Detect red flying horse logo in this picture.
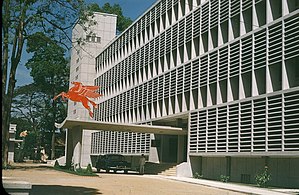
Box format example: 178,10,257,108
53,81,102,118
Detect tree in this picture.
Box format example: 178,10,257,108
12,83,67,160
12,84,44,134
2,0,132,167
25,32,69,159
87,2,133,33
2,0,85,167
10,116,35,161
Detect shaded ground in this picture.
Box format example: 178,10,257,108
31,185,102,195
2,163,247,195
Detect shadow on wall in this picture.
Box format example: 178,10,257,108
30,185,102,195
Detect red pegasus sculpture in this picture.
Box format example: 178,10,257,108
53,81,102,118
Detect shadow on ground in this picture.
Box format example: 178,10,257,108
96,171,140,175
30,185,102,195
4,162,51,170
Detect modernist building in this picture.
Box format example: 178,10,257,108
64,0,299,188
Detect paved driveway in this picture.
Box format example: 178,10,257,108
2,164,246,195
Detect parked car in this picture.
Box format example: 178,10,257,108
96,154,131,173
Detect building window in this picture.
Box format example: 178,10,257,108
86,35,91,42
73,109,76,114
76,66,79,72
76,58,79,63
86,35,101,43
75,75,78,80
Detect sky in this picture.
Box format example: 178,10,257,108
16,0,157,87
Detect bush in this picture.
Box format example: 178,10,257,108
255,166,271,187
220,175,230,183
193,172,203,179
53,164,97,176
54,160,60,168
86,164,93,174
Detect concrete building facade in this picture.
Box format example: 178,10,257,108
66,12,118,167
66,12,155,168
65,0,299,188
8,124,23,163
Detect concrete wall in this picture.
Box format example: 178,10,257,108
176,162,192,177
161,135,178,163
189,156,202,176
189,156,299,188
149,134,160,163
268,158,299,188
149,134,186,164
230,157,264,184
177,135,187,163
8,152,14,163
65,128,83,167
202,157,227,180
68,12,117,120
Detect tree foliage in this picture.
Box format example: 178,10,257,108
11,84,44,161
11,32,69,160
2,0,87,167
11,84,66,160
25,32,69,96
12,84,43,132
24,32,69,159
87,2,133,33
2,0,132,166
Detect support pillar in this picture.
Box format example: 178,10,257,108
65,126,83,167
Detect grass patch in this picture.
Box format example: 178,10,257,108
53,164,98,177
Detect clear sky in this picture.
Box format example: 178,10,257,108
16,0,157,87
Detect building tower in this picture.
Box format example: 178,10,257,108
68,12,117,120
66,12,117,167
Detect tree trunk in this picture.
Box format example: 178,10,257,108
2,0,26,167
51,129,55,160
2,102,10,168
2,63,18,167
2,65,19,167
51,99,57,160
2,0,11,169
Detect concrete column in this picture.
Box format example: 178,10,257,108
149,134,160,163
65,126,83,167
80,130,97,167
65,129,72,167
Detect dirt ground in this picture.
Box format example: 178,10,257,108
2,163,247,195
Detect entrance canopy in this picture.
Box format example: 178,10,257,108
56,118,187,135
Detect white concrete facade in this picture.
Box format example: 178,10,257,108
90,0,299,188
65,0,299,188
68,12,117,120
67,12,117,167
